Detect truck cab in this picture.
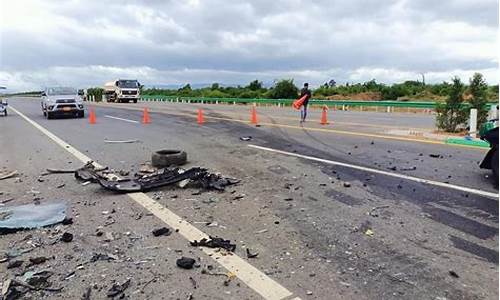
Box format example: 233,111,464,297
103,79,141,103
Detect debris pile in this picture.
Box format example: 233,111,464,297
72,162,239,193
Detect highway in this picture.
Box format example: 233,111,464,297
1,97,498,300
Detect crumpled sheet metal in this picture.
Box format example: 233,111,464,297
0,202,66,232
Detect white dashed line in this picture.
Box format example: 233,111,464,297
10,105,299,300
248,144,498,199
104,114,139,123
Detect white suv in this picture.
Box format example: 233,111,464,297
41,87,85,119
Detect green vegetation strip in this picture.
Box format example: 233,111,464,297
445,137,490,148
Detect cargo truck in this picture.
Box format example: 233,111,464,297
103,79,141,103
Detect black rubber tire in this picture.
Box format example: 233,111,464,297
133,99,138,103
491,148,498,181
4,110,6,116
47,112,54,119
152,150,187,167
78,111,85,118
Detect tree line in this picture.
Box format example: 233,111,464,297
136,78,498,102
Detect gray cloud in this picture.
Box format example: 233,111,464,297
0,0,497,91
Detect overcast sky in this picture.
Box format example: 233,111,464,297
0,0,498,91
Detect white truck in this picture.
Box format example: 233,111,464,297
103,79,141,103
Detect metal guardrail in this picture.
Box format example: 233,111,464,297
89,94,494,110
140,95,440,108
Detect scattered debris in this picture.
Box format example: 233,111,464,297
400,166,417,171
190,236,236,252
2,275,62,299
106,278,131,298
29,256,48,265
176,257,196,269
7,260,23,269
1,198,14,204
0,202,67,233
46,168,78,174
90,252,118,262
152,227,171,237
246,248,259,258
429,154,443,158
61,232,73,243
22,270,54,288
343,182,351,188
255,229,268,234
73,162,239,193
233,194,245,200
368,205,390,217
82,287,92,300
239,136,252,141
365,229,374,237
0,170,18,180
104,139,139,144
56,183,66,189
306,290,313,295
449,270,459,278
189,276,197,289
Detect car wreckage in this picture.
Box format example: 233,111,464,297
73,162,239,193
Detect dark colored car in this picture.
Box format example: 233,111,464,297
480,126,498,181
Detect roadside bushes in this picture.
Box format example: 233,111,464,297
468,73,489,128
435,77,468,132
86,88,103,101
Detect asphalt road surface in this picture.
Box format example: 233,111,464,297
1,97,498,300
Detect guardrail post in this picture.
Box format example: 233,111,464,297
386,106,391,113
469,108,478,137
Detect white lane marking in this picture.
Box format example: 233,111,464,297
248,144,499,199
10,105,297,300
104,115,139,123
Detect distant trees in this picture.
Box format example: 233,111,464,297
436,77,468,132
268,79,299,99
247,80,263,91
129,73,497,108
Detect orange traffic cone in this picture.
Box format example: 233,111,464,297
197,109,204,125
89,108,96,124
320,106,329,125
142,108,151,124
251,106,258,125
